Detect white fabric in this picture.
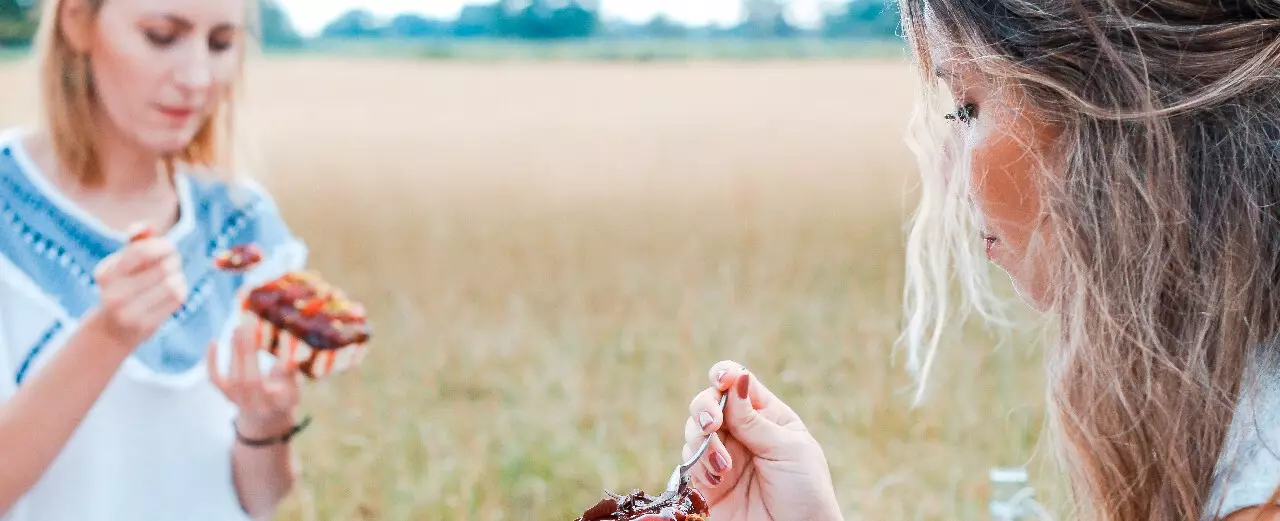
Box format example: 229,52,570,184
1209,361,1280,520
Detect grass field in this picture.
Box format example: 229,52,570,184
0,57,1058,520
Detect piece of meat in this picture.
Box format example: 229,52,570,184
213,244,264,272
574,476,710,521
216,247,373,380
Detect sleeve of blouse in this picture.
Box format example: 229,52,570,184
1208,371,1280,519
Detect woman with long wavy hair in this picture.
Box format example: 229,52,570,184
677,0,1280,519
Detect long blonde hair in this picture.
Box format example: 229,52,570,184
898,0,1280,518
30,0,259,185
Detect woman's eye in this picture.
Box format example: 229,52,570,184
209,36,234,53
145,29,177,47
944,103,978,124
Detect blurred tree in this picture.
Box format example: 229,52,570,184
822,0,901,39
738,0,796,38
454,3,504,37
257,0,304,49
320,8,385,39
387,13,452,38
0,0,36,47
508,0,598,39
642,14,687,38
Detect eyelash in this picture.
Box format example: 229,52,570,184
944,103,978,124
144,30,235,53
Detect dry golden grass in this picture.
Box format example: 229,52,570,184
0,57,1059,520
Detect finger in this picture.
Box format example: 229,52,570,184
223,325,248,405
683,439,715,491
699,432,732,482
110,281,185,337
165,273,189,308
707,360,747,392
234,324,263,410
206,341,228,391
93,253,121,282
263,362,300,410
689,386,727,435
684,416,735,483
708,362,781,412
110,239,176,277
160,253,183,277
723,372,794,459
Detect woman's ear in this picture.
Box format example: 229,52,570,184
58,0,93,53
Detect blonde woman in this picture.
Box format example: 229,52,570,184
0,0,309,519
680,0,1280,519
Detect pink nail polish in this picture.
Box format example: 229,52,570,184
707,471,722,486
711,451,729,473
715,369,728,385
698,411,713,431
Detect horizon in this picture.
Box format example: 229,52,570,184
276,0,830,36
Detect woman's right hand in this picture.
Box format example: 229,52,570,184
91,226,188,349
682,361,843,521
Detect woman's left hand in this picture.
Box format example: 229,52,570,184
207,323,302,437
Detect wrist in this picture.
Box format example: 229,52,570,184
234,411,297,439
81,310,142,356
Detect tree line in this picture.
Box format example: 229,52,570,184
320,0,901,41
0,0,902,49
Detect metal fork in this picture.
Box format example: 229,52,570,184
649,392,729,505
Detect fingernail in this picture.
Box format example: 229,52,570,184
715,369,728,385
707,471,722,486
698,411,713,431
711,451,729,473
736,373,750,399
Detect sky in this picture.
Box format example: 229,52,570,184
276,0,831,36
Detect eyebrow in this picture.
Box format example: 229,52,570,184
142,13,241,30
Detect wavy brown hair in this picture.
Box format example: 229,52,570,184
898,0,1280,518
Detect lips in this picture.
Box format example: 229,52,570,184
157,106,197,119
982,233,998,258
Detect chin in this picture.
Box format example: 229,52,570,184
1011,283,1045,312
139,129,201,156
1008,272,1055,313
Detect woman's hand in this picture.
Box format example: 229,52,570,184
92,226,188,350
207,324,301,439
682,361,843,521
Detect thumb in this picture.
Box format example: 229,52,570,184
722,372,793,459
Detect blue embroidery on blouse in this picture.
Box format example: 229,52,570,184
0,144,304,380
14,320,63,385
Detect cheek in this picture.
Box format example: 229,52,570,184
966,119,1057,307
91,34,165,126
967,124,1044,247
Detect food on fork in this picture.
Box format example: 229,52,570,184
574,476,710,521
127,224,155,242
214,244,264,272
213,243,373,379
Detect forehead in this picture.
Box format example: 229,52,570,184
921,8,963,79
102,0,247,24
921,9,989,93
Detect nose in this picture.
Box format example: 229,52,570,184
172,44,214,91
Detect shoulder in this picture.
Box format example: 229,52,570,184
183,171,295,237
1209,362,1280,519
181,171,309,277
